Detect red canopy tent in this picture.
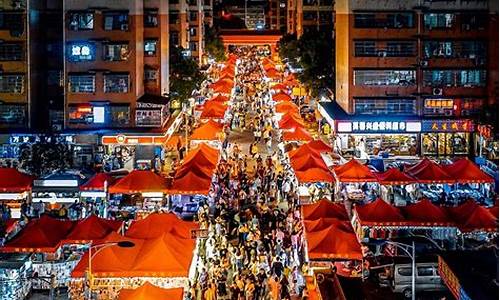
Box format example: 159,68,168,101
126,212,198,240
0,168,33,192
180,144,219,170
118,282,183,300
266,68,282,79
273,92,292,102
400,199,454,227
354,198,406,226
301,199,349,221
208,95,229,102
108,170,168,194
303,218,353,233
460,206,498,232
291,154,329,172
190,120,224,140
2,215,75,253
375,168,416,185
63,215,123,244
404,158,454,184
441,158,494,183
175,161,214,180
167,171,213,195
283,126,313,142
279,114,305,129
489,205,499,218
200,105,227,119
295,168,335,183
264,63,277,71
333,160,378,183
219,72,233,80
288,144,322,160
80,173,115,191
306,140,332,153
305,225,362,260
271,83,288,92
275,101,299,114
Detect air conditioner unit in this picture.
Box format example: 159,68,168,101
420,60,428,67
121,24,129,31
432,88,443,96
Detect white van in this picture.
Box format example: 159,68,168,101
378,262,446,299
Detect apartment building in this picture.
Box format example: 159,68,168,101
169,0,212,63
267,0,287,32
287,0,333,36
64,0,170,129
325,0,499,157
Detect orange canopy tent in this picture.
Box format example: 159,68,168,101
400,199,454,227
271,83,288,92
0,168,33,192
219,72,234,80
404,158,454,184
303,218,353,233
441,158,494,183
168,171,213,195
164,135,184,149
126,212,198,240
209,79,233,94
288,144,322,160
447,200,498,232
118,282,183,300
63,215,123,244
175,162,214,180
283,78,299,87
208,94,229,102
307,140,332,153
305,224,362,260
279,113,305,129
266,68,282,79
275,101,299,114
264,63,276,71
283,126,313,142
190,120,224,140
354,198,407,226
374,168,416,185
301,199,349,221
273,92,292,102
295,168,335,183
108,170,168,194
262,57,274,65
333,160,378,183
200,104,227,119
183,143,219,165
291,154,329,172
2,215,75,253
80,173,115,191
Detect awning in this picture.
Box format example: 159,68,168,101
291,154,329,172
306,140,332,153
0,168,33,193
354,198,406,226
125,212,198,240
405,158,455,184
63,214,123,244
279,113,305,129
108,170,168,194
334,160,378,183
374,168,416,185
301,199,349,221
118,282,183,300
295,168,335,183
283,126,313,142
137,93,170,106
167,171,212,195
190,120,224,140
400,199,454,227
288,144,322,160
305,224,362,260
447,201,498,233
441,158,494,183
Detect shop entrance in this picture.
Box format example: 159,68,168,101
421,132,470,156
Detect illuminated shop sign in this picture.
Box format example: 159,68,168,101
422,120,474,132
9,135,75,144
337,121,422,133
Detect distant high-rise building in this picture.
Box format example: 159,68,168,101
287,0,333,36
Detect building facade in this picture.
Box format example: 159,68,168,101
64,0,170,129
331,0,499,157
287,0,334,36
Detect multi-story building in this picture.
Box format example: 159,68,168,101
64,0,170,129
169,0,212,63
324,0,499,157
287,0,334,37
267,0,287,32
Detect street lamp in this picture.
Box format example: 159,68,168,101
384,241,416,300
87,241,135,299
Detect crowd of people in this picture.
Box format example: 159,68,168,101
187,48,309,300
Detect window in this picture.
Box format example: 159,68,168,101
68,105,93,124
103,11,129,31
93,106,105,123
190,27,197,37
0,43,22,61
354,69,416,86
461,12,486,30
144,40,157,56
303,12,317,21
68,12,94,30
190,12,198,22
47,70,62,86
145,68,159,82
354,40,415,57
423,40,485,59
397,267,412,276
103,43,129,61
68,42,95,62
354,12,413,28
355,98,416,115
423,69,486,87
424,13,456,29
144,9,158,27
170,32,179,46
170,12,179,24
189,42,197,51
104,74,129,93
0,104,26,126
417,267,435,277
424,98,454,115
68,74,95,93
0,74,23,93
110,105,130,126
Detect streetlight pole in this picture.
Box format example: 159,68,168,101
384,241,416,300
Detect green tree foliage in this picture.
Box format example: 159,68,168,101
278,30,334,97
205,26,226,62
169,46,206,103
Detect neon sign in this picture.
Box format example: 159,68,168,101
337,121,421,133
422,120,474,132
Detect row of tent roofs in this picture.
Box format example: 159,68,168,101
301,198,498,261
0,143,221,196
1,213,198,279
286,140,494,184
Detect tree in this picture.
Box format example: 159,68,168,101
205,26,226,62
169,46,206,103
278,30,334,97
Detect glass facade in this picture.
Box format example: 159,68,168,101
354,40,416,57
354,12,414,28
68,74,95,93
0,74,24,93
0,104,26,126
104,74,129,93
354,98,416,115
423,69,486,87
423,40,486,59
354,69,416,86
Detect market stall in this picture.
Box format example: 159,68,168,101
279,113,306,130
80,173,115,217
272,92,292,102
62,215,123,245
333,160,378,202
275,101,299,114
118,282,184,300
374,168,417,206
283,126,313,142
199,101,228,120
301,199,349,221
189,120,224,148
0,253,32,300
0,168,33,218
